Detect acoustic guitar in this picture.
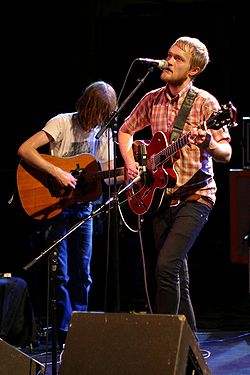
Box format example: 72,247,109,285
17,153,124,220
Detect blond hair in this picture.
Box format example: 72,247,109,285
173,36,210,77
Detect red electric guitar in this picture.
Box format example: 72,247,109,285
125,102,237,216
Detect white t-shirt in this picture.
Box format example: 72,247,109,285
42,113,114,165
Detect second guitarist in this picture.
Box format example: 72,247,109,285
17,81,119,349
118,36,233,338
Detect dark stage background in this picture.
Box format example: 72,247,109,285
1,1,249,332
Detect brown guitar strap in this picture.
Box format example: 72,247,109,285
170,87,199,143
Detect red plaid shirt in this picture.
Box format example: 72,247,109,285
123,82,231,203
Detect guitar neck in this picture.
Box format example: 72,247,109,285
154,132,190,168
152,115,221,169
96,166,124,180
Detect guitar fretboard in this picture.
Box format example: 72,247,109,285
149,104,236,170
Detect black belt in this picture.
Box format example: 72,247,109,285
167,194,214,209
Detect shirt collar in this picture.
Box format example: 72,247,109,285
165,82,193,104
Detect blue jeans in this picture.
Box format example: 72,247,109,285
45,203,93,333
153,200,211,333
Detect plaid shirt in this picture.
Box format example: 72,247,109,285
123,82,231,203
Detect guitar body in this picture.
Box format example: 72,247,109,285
126,132,177,216
17,154,101,220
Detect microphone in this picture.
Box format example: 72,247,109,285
137,58,168,70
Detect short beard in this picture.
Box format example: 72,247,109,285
161,72,189,87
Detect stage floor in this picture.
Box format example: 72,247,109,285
20,328,250,375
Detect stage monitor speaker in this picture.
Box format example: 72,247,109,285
0,338,45,375
59,312,211,375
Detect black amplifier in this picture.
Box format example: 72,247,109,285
242,116,250,169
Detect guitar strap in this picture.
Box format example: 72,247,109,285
170,86,199,143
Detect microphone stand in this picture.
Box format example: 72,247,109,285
50,247,58,375
95,66,154,312
23,205,112,375
22,169,146,375
97,118,120,311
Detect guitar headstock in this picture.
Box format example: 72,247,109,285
207,101,238,131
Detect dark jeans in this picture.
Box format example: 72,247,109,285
153,200,211,333
45,203,93,334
